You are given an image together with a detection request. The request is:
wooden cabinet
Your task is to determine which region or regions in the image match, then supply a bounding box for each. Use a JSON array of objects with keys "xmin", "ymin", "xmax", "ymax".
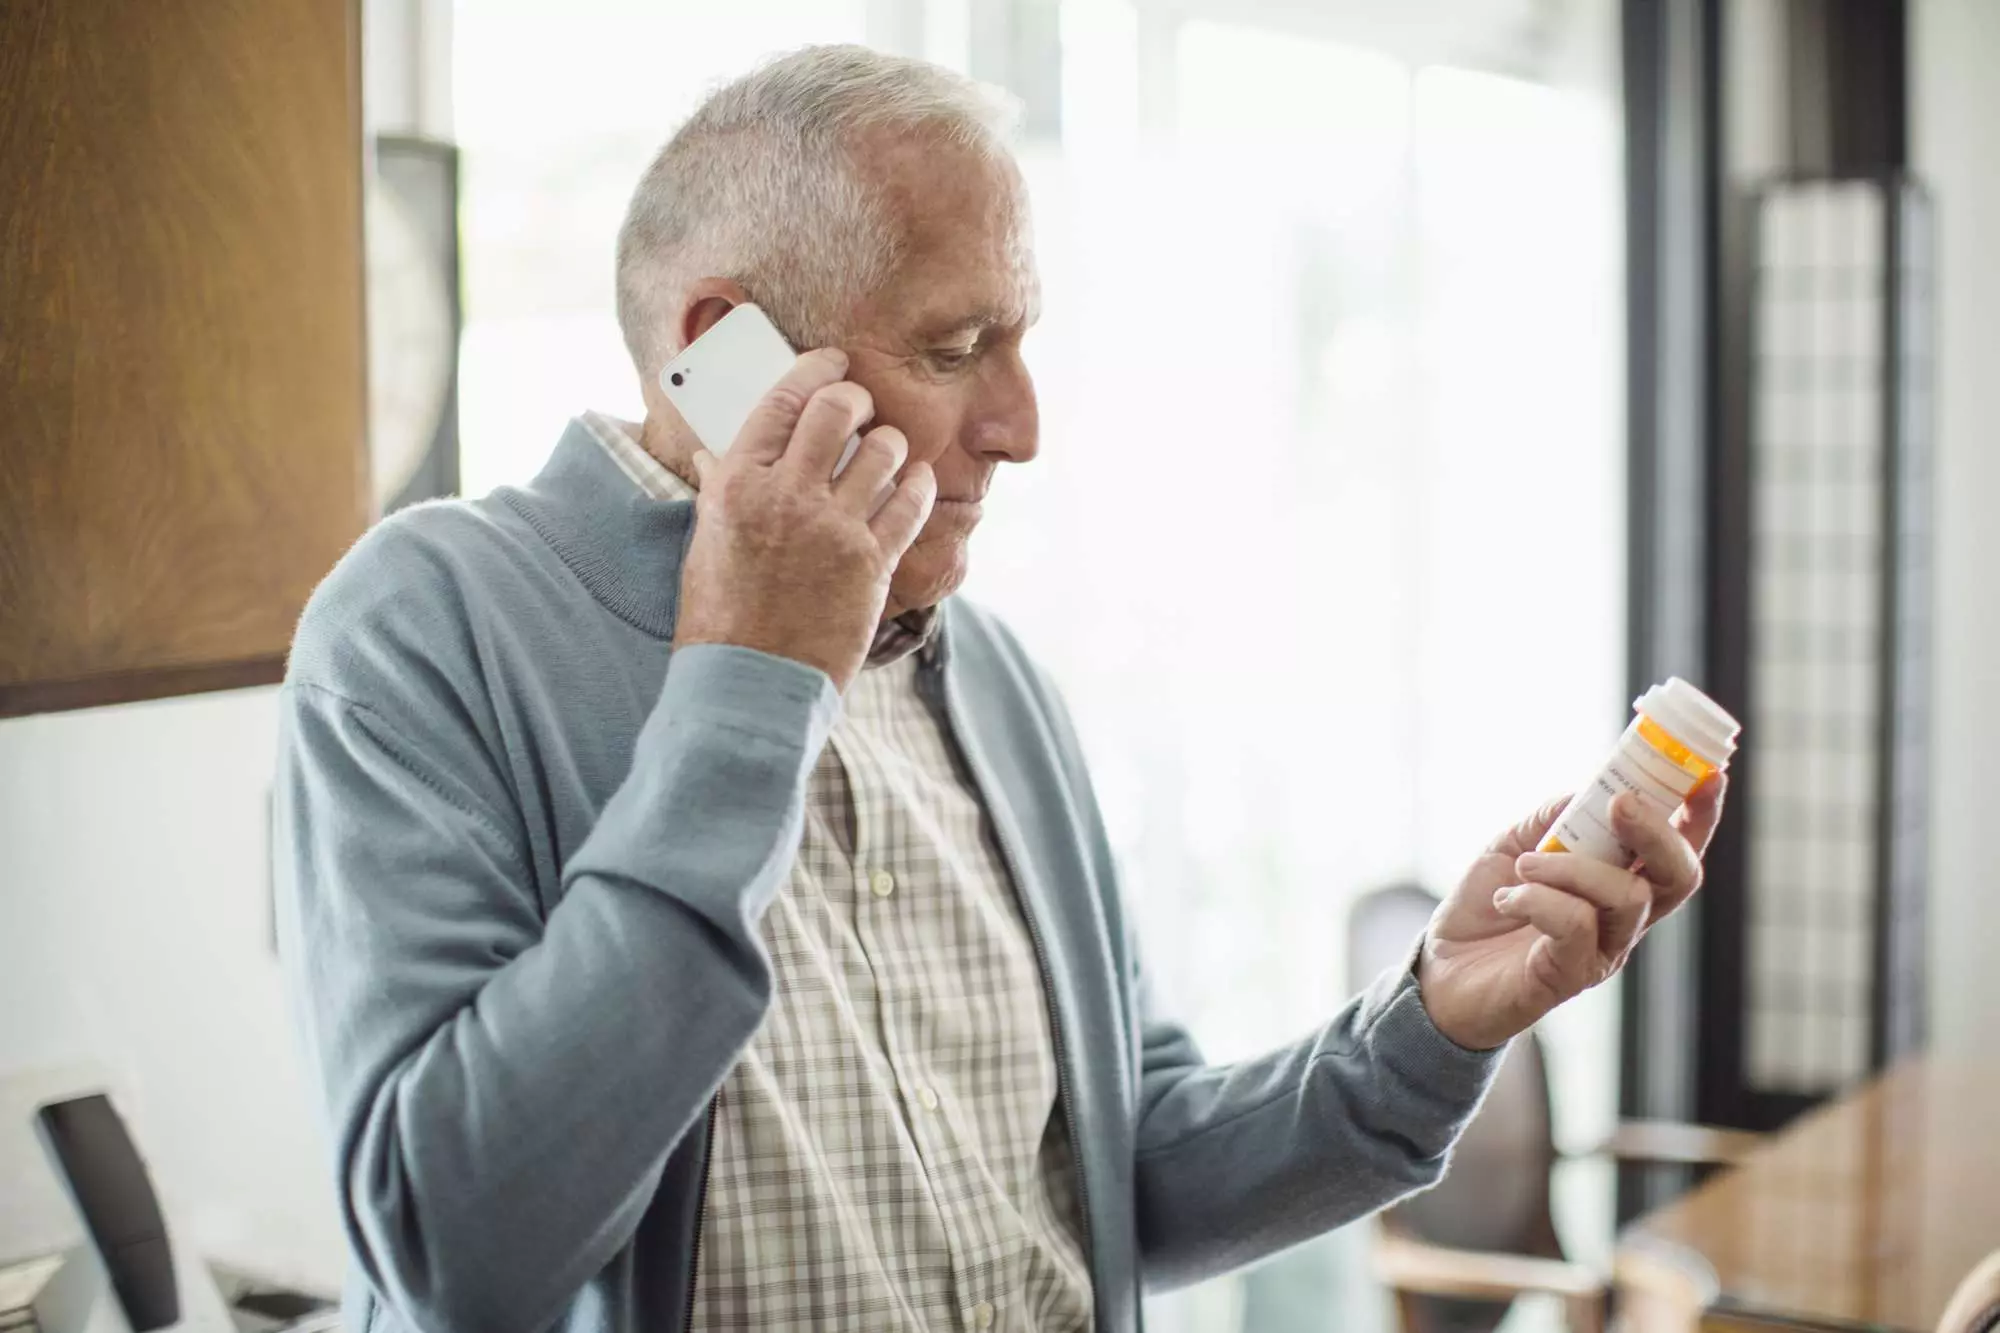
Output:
[{"xmin": 0, "ymin": 0, "xmax": 368, "ymax": 716}]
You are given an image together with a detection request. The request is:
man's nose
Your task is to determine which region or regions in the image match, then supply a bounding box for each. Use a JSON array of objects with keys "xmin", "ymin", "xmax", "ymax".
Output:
[{"xmin": 970, "ymin": 348, "xmax": 1040, "ymax": 464}]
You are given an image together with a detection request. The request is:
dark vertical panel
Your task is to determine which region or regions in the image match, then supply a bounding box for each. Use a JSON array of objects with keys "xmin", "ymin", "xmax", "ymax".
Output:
[
  {"xmin": 1786, "ymin": 0, "xmax": 1908, "ymax": 175},
  {"xmin": 1873, "ymin": 182, "xmax": 1933, "ymax": 1069},
  {"xmin": 1622, "ymin": 0, "xmax": 1665, "ymax": 708},
  {"xmin": 1695, "ymin": 0, "xmax": 1758, "ymax": 1132},
  {"xmin": 1617, "ymin": 8, "xmax": 1665, "ymax": 1206},
  {"xmin": 1618, "ymin": 0, "xmax": 1714, "ymax": 1221},
  {"xmin": 1870, "ymin": 188, "xmax": 1903, "ymax": 1073}
]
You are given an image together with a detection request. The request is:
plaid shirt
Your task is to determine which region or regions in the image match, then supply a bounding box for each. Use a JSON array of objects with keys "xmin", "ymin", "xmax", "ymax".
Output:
[{"xmin": 582, "ymin": 414, "xmax": 1093, "ymax": 1332}]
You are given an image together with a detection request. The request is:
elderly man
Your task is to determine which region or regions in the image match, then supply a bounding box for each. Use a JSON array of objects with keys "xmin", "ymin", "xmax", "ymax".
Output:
[{"xmin": 278, "ymin": 44, "xmax": 1724, "ymax": 1333}]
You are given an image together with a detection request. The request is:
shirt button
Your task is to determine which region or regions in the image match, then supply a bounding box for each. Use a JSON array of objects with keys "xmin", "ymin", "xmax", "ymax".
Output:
[
  {"xmin": 971, "ymin": 1301, "xmax": 995, "ymax": 1329},
  {"xmin": 870, "ymin": 868, "xmax": 896, "ymax": 898},
  {"xmin": 917, "ymin": 1085, "xmax": 940, "ymax": 1112}
]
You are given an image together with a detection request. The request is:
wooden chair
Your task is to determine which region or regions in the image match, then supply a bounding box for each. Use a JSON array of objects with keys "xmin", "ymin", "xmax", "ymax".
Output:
[
  {"xmin": 1938, "ymin": 1250, "xmax": 2000, "ymax": 1333},
  {"xmin": 1347, "ymin": 883, "xmax": 1765, "ymax": 1333}
]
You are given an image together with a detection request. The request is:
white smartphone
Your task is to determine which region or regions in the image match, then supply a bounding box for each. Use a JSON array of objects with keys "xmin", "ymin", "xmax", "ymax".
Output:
[{"xmin": 657, "ymin": 303, "xmax": 862, "ymax": 476}]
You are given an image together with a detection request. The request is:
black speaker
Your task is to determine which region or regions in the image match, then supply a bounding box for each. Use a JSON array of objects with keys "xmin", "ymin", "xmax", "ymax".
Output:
[{"xmin": 36, "ymin": 1094, "xmax": 180, "ymax": 1331}]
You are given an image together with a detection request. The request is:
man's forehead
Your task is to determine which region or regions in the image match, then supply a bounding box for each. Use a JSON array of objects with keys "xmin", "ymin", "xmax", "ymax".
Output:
[
  {"xmin": 850, "ymin": 127, "xmax": 1038, "ymax": 332},
  {"xmin": 905, "ymin": 262, "xmax": 1040, "ymax": 335}
]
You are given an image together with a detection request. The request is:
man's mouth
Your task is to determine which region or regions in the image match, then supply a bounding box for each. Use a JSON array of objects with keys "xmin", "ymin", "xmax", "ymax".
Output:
[{"xmin": 917, "ymin": 497, "xmax": 984, "ymax": 539}]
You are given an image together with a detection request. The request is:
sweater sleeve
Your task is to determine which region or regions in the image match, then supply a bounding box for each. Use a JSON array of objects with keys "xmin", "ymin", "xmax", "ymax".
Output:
[
  {"xmin": 1129, "ymin": 939, "xmax": 1504, "ymax": 1290},
  {"xmin": 276, "ymin": 643, "xmax": 838, "ymax": 1333}
]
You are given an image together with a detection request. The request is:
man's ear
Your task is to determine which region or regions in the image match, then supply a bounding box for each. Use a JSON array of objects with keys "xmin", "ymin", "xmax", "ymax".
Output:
[{"xmin": 678, "ymin": 277, "xmax": 754, "ymax": 350}]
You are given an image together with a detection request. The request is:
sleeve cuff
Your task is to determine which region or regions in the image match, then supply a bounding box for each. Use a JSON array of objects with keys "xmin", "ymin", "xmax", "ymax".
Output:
[
  {"xmin": 1353, "ymin": 937, "xmax": 1508, "ymax": 1109},
  {"xmin": 655, "ymin": 643, "xmax": 842, "ymax": 750}
]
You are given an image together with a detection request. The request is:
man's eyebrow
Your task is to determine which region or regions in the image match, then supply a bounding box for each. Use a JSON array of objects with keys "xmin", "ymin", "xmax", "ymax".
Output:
[{"xmin": 914, "ymin": 304, "xmax": 1030, "ymax": 340}]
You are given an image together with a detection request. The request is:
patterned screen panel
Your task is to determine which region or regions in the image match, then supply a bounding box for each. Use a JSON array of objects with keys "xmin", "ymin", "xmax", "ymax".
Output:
[{"xmin": 1744, "ymin": 179, "xmax": 1931, "ymax": 1096}]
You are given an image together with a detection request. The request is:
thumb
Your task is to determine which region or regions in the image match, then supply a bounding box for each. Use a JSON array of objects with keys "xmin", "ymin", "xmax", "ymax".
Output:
[{"xmin": 1497, "ymin": 793, "xmax": 1574, "ymax": 855}]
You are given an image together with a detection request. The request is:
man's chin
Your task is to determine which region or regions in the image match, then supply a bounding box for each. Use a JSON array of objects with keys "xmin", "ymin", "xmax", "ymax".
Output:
[{"xmin": 889, "ymin": 540, "xmax": 971, "ymax": 615}]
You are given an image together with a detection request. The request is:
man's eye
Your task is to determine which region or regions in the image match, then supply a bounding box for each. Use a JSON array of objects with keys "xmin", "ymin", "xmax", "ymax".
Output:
[{"xmin": 926, "ymin": 346, "xmax": 978, "ymax": 372}]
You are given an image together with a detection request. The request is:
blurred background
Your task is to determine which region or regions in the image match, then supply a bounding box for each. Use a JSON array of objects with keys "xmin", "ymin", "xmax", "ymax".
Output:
[{"xmin": 3, "ymin": 1, "xmax": 1997, "ymax": 1331}]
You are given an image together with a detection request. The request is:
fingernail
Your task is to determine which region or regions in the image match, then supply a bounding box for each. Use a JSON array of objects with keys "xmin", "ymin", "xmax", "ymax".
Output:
[
  {"xmin": 821, "ymin": 347, "xmax": 850, "ymax": 374},
  {"xmin": 1493, "ymin": 886, "xmax": 1519, "ymax": 911},
  {"xmin": 1517, "ymin": 852, "xmax": 1548, "ymax": 876}
]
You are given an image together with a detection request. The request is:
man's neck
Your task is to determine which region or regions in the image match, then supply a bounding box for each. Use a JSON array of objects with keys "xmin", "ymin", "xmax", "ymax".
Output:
[{"xmin": 638, "ymin": 413, "xmax": 703, "ymax": 492}]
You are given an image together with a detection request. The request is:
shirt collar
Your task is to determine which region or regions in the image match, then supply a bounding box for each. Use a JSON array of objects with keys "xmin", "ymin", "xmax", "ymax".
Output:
[
  {"xmin": 578, "ymin": 412, "xmax": 943, "ymax": 670},
  {"xmin": 582, "ymin": 410, "xmax": 697, "ymax": 502}
]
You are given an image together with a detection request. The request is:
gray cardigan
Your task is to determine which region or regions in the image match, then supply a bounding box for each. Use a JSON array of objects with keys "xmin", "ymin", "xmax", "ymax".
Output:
[{"xmin": 274, "ymin": 419, "xmax": 1503, "ymax": 1333}]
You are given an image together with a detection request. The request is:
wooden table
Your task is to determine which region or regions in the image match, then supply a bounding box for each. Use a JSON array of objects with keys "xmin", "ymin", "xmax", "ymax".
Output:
[{"xmin": 1616, "ymin": 1059, "xmax": 2000, "ymax": 1333}]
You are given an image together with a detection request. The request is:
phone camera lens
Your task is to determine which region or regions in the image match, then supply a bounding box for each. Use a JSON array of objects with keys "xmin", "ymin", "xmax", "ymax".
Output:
[{"xmin": 670, "ymin": 372, "xmax": 685, "ymax": 386}]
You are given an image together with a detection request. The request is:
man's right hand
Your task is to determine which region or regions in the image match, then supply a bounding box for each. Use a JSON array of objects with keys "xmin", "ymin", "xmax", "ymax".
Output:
[{"xmin": 672, "ymin": 347, "xmax": 938, "ymax": 692}]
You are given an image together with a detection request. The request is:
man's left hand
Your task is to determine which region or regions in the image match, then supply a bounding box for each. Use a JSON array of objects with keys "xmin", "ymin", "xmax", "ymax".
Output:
[{"xmin": 1415, "ymin": 776, "xmax": 1728, "ymax": 1051}]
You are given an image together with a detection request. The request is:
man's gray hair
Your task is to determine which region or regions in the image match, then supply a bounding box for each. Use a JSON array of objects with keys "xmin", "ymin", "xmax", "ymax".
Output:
[{"xmin": 615, "ymin": 45, "xmax": 1020, "ymax": 379}]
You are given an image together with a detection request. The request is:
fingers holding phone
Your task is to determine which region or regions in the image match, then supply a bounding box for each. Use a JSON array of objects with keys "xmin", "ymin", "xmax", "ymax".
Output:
[
  {"xmin": 778, "ymin": 378, "xmax": 874, "ymax": 484},
  {"xmin": 725, "ymin": 346, "xmax": 853, "ymax": 467},
  {"xmin": 832, "ymin": 424, "xmax": 912, "ymax": 517},
  {"xmin": 665, "ymin": 306, "xmax": 922, "ymax": 691},
  {"xmin": 661, "ymin": 305, "xmax": 864, "ymax": 480}
]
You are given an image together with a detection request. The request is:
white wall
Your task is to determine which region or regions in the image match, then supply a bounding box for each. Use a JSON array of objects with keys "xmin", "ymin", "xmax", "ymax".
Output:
[
  {"xmin": 0, "ymin": 688, "xmax": 345, "ymax": 1291},
  {"xmin": 1912, "ymin": 0, "xmax": 2000, "ymax": 1056}
]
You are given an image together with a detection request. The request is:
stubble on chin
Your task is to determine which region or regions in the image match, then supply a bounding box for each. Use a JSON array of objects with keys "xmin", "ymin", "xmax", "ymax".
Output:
[{"xmin": 887, "ymin": 528, "xmax": 974, "ymax": 616}]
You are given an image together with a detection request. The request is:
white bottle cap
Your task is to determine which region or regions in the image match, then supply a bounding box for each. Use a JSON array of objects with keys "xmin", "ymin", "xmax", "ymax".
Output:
[{"xmin": 1633, "ymin": 677, "xmax": 1741, "ymax": 768}]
